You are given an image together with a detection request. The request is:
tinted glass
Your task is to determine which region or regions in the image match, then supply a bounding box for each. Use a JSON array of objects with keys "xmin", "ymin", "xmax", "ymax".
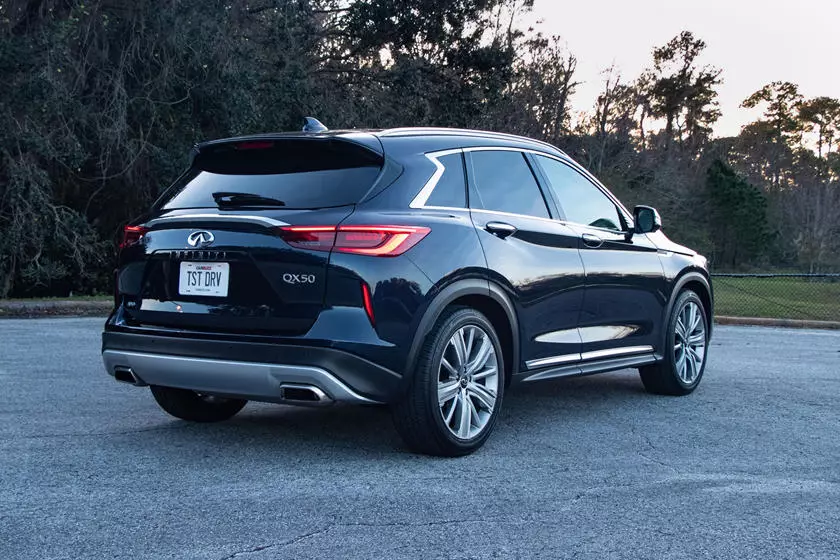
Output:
[
  {"xmin": 426, "ymin": 153, "xmax": 466, "ymax": 208},
  {"xmin": 535, "ymin": 155, "xmax": 623, "ymax": 231},
  {"xmin": 469, "ymin": 151, "xmax": 549, "ymax": 218},
  {"xmin": 159, "ymin": 167, "xmax": 381, "ymax": 210},
  {"xmin": 157, "ymin": 140, "xmax": 382, "ymax": 210}
]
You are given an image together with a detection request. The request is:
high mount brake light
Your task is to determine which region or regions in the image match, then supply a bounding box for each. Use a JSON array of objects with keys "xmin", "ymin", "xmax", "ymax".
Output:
[
  {"xmin": 235, "ymin": 141, "xmax": 275, "ymax": 150},
  {"xmin": 277, "ymin": 225, "xmax": 430, "ymax": 256},
  {"xmin": 120, "ymin": 225, "xmax": 149, "ymax": 249}
]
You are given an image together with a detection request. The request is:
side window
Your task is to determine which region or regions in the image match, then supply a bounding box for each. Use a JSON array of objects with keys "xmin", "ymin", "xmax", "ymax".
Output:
[
  {"xmin": 468, "ymin": 150, "xmax": 550, "ymax": 219},
  {"xmin": 426, "ymin": 153, "xmax": 466, "ymax": 208},
  {"xmin": 535, "ymin": 155, "xmax": 623, "ymax": 231}
]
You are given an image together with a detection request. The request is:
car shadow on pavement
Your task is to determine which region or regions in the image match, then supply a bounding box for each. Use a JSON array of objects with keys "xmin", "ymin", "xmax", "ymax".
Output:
[{"xmin": 116, "ymin": 370, "xmax": 652, "ymax": 461}]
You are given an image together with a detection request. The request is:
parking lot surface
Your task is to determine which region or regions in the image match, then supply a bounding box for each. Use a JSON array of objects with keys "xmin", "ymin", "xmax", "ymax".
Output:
[{"xmin": 1, "ymin": 318, "xmax": 838, "ymax": 559}]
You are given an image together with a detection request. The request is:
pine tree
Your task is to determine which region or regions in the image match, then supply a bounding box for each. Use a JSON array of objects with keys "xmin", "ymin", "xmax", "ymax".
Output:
[{"xmin": 706, "ymin": 160, "xmax": 771, "ymax": 268}]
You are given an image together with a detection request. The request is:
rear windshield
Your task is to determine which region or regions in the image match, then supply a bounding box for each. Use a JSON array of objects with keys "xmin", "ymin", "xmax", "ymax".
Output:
[{"xmin": 157, "ymin": 139, "xmax": 383, "ymax": 210}]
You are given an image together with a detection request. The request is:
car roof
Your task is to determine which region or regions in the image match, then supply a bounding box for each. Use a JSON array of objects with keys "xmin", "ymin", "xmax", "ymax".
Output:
[{"xmin": 194, "ymin": 127, "xmax": 566, "ymax": 159}]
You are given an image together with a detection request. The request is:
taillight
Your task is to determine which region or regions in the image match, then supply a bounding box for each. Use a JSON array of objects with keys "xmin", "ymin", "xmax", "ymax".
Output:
[
  {"xmin": 277, "ymin": 226, "xmax": 338, "ymax": 252},
  {"xmin": 337, "ymin": 226, "xmax": 430, "ymax": 256},
  {"xmin": 277, "ymin": 225, "xmax": 430, "ymax": 257},
  {"xmin": 120, "ymin": 225, "xmax": 148, "ymax": 249}
]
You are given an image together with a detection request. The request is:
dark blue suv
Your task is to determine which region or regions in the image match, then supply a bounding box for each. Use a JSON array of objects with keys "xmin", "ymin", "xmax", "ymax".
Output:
[{"xmin": 103, "ymin": 121, "xmax": 712, "ymax": 456}]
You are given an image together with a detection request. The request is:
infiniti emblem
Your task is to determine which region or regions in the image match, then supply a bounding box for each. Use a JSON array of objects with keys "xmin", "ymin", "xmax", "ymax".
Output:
[{"xmin": 187, "ymin": 231, "xmax": 215, "ymax": 248}]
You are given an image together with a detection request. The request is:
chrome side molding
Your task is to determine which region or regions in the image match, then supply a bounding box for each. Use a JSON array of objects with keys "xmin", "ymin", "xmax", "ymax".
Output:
[{"xmin": 526, "ymin": 345, "xmax": 654, "ymax": 370}]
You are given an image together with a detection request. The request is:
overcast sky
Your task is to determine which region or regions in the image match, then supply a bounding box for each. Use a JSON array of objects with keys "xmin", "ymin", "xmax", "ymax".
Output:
[{"xmin": 529, "ymin": 0, "xmax": 840, "ymax": 137}]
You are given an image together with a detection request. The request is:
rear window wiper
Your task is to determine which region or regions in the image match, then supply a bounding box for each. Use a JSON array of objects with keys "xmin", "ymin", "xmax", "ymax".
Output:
[{"xmin": 212, "ymin": 191, "xmax": 286, "ymax": 207}]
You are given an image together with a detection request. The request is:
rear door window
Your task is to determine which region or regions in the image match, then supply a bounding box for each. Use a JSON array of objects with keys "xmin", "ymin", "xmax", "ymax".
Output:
[
  {"xmin": 468, "ymin": 150, "xmax": 550, "ymax": 219},
  {"xmin": 157, "ymin": 139, "xmax": 383, "ymax": 210}
]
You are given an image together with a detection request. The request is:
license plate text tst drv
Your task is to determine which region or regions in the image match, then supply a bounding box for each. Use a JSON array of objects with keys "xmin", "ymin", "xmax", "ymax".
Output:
[{"xmin": 178, "ymin": 262, "xmax": 230, "ymax": 297}]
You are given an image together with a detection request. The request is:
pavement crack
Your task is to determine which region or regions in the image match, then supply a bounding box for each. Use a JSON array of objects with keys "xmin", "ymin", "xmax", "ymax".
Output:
[
  {"xmin": 216, "ymin": 517, "xmax": 523, "ymax": 559},
  {"xmin": 218, "ymin": 526, "xmax": 333, "ymax": 559},
  {"xmin": 344, "ymin": 519, "xmax": 466, "ymax": 528},
  {"xmin": 637, "ymin": 451, "xmax": 679, "ymax": 473},
  {"xmin": 627, "ymin": 423, "xmax": 679, "ymax": 473}
]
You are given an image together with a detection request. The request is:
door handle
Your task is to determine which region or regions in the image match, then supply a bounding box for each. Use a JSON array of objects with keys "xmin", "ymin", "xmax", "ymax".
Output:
[
  {"xmin": 485, "ymin": 221, "xmax": 517, "ymax": 239},
  {"xmin": 582, "ymin": 233, "xmax": 603, "ymax": 248}
]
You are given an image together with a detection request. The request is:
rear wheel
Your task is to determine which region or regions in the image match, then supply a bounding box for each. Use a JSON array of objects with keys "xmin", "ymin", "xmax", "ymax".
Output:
[
  {"xmin": 150, "ymin": 386, "xmax": 247, "ymax": 422},
  {"xmin": 392, "ymin": 307, "xmax": 504, "ymax": 457},
  {"xmin": 640, "ymin": 290, "xmax": 709, "ymax": 395}
]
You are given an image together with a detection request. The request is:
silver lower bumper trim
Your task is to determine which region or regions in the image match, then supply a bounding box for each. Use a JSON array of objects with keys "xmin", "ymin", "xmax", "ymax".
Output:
[{"xmin": 102, "ymin": 350, "xmax": 381, "ymax": 405}]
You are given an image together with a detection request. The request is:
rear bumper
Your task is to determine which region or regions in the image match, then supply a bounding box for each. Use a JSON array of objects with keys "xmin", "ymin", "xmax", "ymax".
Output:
[
  {"xmin": 101, "ymin": 330, "xmax": 402, "ymax": 404},
  {"xmin": 103, "ymin": 350, "xmax": 380, "ymax": 404}
]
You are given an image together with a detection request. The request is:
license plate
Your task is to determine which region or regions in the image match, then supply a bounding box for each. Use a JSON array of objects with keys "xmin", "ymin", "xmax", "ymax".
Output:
[{"xmin": 179, "ymin": 262, "xmax": 230, "ymax": 297}]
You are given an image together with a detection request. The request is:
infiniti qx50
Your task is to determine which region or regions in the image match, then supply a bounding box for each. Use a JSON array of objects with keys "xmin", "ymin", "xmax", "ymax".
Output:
[{"xmin": 102, "ymin": 120, "xmax": 712, "ymax": 456}]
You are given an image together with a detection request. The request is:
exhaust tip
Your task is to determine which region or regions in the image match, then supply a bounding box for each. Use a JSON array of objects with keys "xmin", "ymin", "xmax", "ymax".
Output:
[
  {"xmin": 113, "ymin": 366, "xmax": 145, "ymax": 386},
  {"xmin": 279, "ymin": 384, "xmax": 332, "ymax": 406}
]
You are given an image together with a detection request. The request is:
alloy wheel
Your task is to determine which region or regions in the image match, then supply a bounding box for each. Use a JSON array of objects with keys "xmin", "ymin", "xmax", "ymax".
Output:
[
  {"xmin": 437, "ymin": 325, "xmax": 499, "ymax": 439},
  {"xmin": 674, "ymin": 301, "xmax": 706, "ymax": 384}
]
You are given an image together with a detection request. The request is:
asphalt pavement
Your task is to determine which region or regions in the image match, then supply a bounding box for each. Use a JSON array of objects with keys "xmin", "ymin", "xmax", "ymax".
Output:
[{"xmin": 1, "ymin": 318, "xmax": 838, "ymax": 559}]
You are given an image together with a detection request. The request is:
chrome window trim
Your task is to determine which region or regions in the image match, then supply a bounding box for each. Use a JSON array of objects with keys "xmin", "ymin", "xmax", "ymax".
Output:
[
  {"xmin": 411, "ymin": 146, "xmax": 633, "ymax": 232},
  {"xmin": 410, "ymin": 147, "xmax": 562, "ymax": 210},
  {"xmin": 413, "ymin": 206, "xmax": 575, "ymax": 226},
  {"xmin": 525, "ymin": 345, "xmax": 654, "ymax": 370},
  {"xmin": 147, "ymin": 214, "xmax": 289, "ymax": 228},
  {"xmin": 419, "ymin": 205, "xmax": 471, "ymax": 213},
  {"xmin": 469, "ymin": 208, "xmax": 568, "ymax": 227},
  {"xmin": 463, "ymin": 146, "xmax": 563, "ymax": 156},
  {"xmin": 409, "ymin": 149, "xmax": 465, "ymax": 209}
]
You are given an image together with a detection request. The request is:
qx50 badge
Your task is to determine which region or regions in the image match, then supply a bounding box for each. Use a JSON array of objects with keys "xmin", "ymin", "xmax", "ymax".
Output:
[
  {"xmin": 187, "ymin": 231, "xmax": 215, "ymax": 248},
  {"xmin": 283, "ymin": 273, "xmax": 316, "ymax": 285}
]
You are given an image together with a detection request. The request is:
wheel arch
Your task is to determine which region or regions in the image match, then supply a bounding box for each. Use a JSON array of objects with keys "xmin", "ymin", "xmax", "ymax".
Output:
[
  {"xmin": 403, "ymin": 279, "xmax": 519, "ymax": 391},
  {"xmin": 666, "ymin": 270, "xmax": 714, "ymax": 340}
]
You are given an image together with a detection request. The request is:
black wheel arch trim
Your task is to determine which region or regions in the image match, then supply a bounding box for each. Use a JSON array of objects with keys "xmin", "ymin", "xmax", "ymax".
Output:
[
  {"xmin": 665, "ymin": 269, "xmax": 714, "ymax": 340},
  {"xmin": 402, "ymin": 278, "xmax": 520, "ymax": 391}
]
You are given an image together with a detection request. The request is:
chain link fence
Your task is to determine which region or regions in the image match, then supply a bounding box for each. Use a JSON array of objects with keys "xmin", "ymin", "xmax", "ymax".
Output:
[{"xmin": 711, "ymin": 273, "xmax": 840, "ymax": 322}]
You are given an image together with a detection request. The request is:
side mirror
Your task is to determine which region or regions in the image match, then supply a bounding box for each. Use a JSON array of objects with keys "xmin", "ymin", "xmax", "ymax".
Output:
[{"xmin": 633, "ymin": 205, "xmax": 662, "ymax": 234}]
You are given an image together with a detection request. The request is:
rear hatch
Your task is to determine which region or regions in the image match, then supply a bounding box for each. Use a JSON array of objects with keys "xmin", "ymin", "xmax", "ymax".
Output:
[{"xmin": 117, "ymin": 136, "xmax": 384, "ymax": 335}]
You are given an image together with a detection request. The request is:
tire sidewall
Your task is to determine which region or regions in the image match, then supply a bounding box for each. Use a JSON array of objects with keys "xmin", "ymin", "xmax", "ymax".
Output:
[{"xmin": 422, "ymin": 308, "xmax": 505, "ymax": 451}]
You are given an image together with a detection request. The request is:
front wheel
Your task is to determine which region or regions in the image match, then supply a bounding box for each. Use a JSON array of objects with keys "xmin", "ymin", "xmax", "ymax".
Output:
[
  {"xmin": 392, "ymin": 307, "xmax": 505, "ymax": 457},
  {"xmin": 640, "ymin": 290, "xmax": 709, "ymax": 395},
  {"xmin": 150, "ymin": 386, "xmax": 247, "ymax": 422}
]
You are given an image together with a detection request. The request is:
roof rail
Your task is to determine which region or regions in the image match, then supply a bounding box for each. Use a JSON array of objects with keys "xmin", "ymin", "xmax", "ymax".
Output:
[{"xmin": 378, "ymin": 127, "xmax": 564, "ymax": 154}]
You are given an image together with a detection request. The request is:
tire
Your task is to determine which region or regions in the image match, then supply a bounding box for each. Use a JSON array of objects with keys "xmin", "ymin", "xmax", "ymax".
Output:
[
  {"xmin": 149, "ymin": 385, "xmax": 247, "ymax": 422},
  {"xmin": 640, "ymin": 290, "xmax": 709, "ymax": 396},
  {"xmin": 392, "ymin": 306, "xmax": 505, "ymax": 457}
]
